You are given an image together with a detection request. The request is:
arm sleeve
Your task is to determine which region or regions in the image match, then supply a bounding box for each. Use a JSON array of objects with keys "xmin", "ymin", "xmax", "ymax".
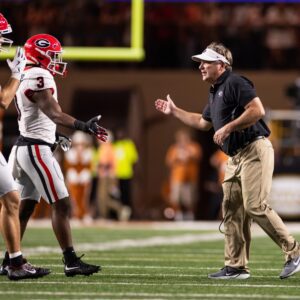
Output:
[
  {"xmin": 234, "ymin": 76, "xmax": 257, "ymax": 108},
  {"xmin": 24, "ymin": 70, "xmax": 55, "ymax": 100},
  {"xmin": 202, "ymin": 104, "xmax": 212, "ymax": 122}
]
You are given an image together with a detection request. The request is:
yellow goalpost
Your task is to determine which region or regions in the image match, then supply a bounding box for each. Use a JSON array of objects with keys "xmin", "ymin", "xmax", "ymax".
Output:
[{"xmin": 1, "ymin": 0, "xmax": 144, "ymax": 62}]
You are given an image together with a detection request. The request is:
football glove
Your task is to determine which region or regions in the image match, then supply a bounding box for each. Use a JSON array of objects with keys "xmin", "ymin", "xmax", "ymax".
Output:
[
  {"xmin": 54, "ymin": 132, "xmax": 72, "ymax": 152},
  {"xmin": 7, "ymin": 47, "xmax": 26, "ymax": 81},
  {"xmin": 74, "ymin": 115, "xmax": 108, "ymax": 142}
]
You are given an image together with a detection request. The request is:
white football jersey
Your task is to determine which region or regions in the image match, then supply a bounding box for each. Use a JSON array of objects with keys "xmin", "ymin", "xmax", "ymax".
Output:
[{"xmin": 15, "ymin": 67, "xmax": 57, "ymax": 144}]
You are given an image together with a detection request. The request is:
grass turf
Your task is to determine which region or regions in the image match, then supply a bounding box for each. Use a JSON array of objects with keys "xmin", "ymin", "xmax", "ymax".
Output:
[{"xmin": 0, "ymin": 225, "xmax": 299, "ymax": 300}]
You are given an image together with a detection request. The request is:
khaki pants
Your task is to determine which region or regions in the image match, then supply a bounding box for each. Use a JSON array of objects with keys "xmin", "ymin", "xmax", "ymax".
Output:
[{"xmin": 222, "ymin": 137, "xmax": 299, "ymax": 270}]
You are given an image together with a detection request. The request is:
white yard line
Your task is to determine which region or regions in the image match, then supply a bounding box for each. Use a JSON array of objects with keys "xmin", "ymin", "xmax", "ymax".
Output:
[
  {"xmin": 51, "ymin": 272, "xmax": 282, "ymax": 278},
  {"xmin": 24, "ymin": 221, "xmax": 300, "ymax": 256},
  {"xmin": 23, "ymin": 230, "xmax": 268, "ymax": 255},
  {"xmin": 38, "ymin": 264, "xmax": 285, "ymax": 272},
  {"xmin": 27, "ymin": 220, "xmax": 300, "ymax": 232},
  {"xmin": 23, "ymin": 232, "xmax": 223, "ymax": 255},
  {"xmin": 0, "ymin": 281, "xmax": 299, "ymax": 288},
  {"xmin": 1, "ymin": 291, "xmax": 300, "ymax": 299}
]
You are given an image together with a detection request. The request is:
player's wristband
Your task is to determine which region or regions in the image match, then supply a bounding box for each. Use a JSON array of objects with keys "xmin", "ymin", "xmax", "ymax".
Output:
[
  {"xmin": 11, "ymin": 72, "xmax": 22, "ymax": 81},
  {"xmin": 74, "ymin": 119, "xmax": 88, "ymax": 132}
]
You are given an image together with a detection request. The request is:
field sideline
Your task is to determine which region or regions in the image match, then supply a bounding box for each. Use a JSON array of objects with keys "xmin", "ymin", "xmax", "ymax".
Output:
[{"xmin": 1, "ymin": 221, "xmax": 300, "ymax": 300}]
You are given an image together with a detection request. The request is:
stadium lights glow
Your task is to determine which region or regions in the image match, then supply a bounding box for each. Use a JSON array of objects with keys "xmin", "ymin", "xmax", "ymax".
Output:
[{"xmin": 1, "ymin": 0, "xmax": 144, "ymax": 62}]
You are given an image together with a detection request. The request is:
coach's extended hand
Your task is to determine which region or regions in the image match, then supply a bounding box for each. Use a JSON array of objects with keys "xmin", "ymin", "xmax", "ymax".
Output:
[{"xmin": 155, "ymin": 94, "xmax": 177, "ymax": 115}]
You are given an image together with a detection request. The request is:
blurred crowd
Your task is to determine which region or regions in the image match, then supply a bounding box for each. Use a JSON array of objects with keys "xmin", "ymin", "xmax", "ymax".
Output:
[
  {"xmin": 145, "ymin": 2, "xmax": 300, "ymax": 69},
  {"xmin": 33, "ymin": 129, "xmax": 138, "ymax": 223},
  {"xmin": 30, "ymin": 126, "xmax": 224, "ymax": 222},
  {"xmin": 162, "ymin": 128, "xmax": 226, "ymax": 221},
  {"xmin": 1, "ymin": 1, "xmax": 300, "ymax": 69}
]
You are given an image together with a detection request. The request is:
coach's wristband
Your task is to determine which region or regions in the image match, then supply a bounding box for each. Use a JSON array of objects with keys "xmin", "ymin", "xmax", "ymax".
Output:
[{"xmin": 74, "ymin": 120, "xmax": 88, "ymax": 132}]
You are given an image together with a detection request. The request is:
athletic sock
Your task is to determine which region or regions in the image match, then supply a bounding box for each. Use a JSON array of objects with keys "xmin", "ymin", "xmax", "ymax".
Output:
[
  {"xmin": 9, "ymin": 252, "xmax": 23, "ymax": 268},
  {"xmin": 63, "ymin": 247, "xmax": 77, "ymax": 265}
]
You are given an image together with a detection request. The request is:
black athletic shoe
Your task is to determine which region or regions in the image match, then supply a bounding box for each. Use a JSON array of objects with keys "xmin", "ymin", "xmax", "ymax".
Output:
[
  {"xmin": 63, "ymin": 254, "xmax": 101, "ymax": 277},
  {"xmin": 7, "ymin": 262, "xmax": 51, "ymax": 280},
  {"xmin": 208, "ymin": 266, "xmax": 250, "ymax": 279}
]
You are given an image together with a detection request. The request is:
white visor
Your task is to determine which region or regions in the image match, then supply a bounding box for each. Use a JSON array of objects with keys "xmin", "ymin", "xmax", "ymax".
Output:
[{"xmin": 192, "ymin": 48, "xmax": 230, "ymax": 65}]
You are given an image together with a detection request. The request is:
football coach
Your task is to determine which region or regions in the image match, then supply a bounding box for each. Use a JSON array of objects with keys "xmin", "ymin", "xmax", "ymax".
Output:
[{"xmin": 155, "ymin": 42, "xmax": 300, "ymax": 280}]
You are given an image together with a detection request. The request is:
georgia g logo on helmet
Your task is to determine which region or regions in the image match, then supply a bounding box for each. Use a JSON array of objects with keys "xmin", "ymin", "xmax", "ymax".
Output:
[{"xmin": 35, "ymin": 39, "xmax": 50, "ymax": 48}]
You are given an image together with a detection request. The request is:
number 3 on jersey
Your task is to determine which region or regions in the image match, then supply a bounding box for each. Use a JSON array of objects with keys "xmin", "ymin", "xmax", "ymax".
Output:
[{"xmin": 37, "ymin": 77, "xmax": 44, "ymax": 88}]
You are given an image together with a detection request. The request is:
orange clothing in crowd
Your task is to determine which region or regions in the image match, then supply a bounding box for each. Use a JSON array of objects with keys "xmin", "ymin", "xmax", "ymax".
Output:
[
  {"xmin": 64, "ymin": 132, "xmax": 93, "ymax": 220},
  {"xmin": 164, "ymin": 129, "xmax": 202, "ymax": 221},
  {"xmin": 210, "ymin": 150, "xmax": 228, "ymax": 184},
  {"xmin": 96, "ymin": 140, "xmax": 131, "ymax": 220},
  {"xmin": 166, "ymin": 142, "xmax": 202, "ymax": 183},
  {"xmin": 98, "ymin": 142, "xmax": 117, "ymax": 178}
]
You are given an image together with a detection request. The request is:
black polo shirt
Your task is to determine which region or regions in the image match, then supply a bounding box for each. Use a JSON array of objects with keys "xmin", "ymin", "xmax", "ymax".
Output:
[{"xmin": 202, "ymin": 70, "xmax": 270, "ymax": 156}]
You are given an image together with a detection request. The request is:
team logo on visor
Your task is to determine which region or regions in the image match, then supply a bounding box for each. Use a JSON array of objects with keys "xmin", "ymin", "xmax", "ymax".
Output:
[{"xmin": 35, "ymin": 39, "xmax": 50, "ymax": 48}]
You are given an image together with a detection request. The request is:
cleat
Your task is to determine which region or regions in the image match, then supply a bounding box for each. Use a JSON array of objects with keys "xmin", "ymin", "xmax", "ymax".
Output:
[
  {"xmin": 1, "ymin": 257, "xmax": 50, "ymax": 277},
  {"xmin": 0, "ymin": 258, "xmax": 9, "ymax": 276},
  {"xmin": 22, "ymin": 259, "xmax": 51, "ymax": 277},
  {"xmin": 63, "ymin": 254, "xmax": 101, "ymax": 277},
  {"xmin": 0, "ymin": 264, "xmax": 8, "ymax": 276},
  {"xmin": 23, "ymin": 258, "xmax": 51, "ymax": 277},
  {"xmin": 7, "ymin": 262, "xmax": 51, "ymax": 280},
  {"xmin": 208, "ymin": 266, "xmax": 250, "ymax": 280},
  {"xmin": 280, "ymin": 256, "xmax": 300, "ymax": 279}
]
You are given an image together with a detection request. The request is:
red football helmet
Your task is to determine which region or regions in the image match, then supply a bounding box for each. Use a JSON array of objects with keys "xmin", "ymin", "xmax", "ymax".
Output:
[
  {"xmin": 0, "ymin": 13, "xmax": 13, "ymax": 52},
  {"xmin": 24, "ymin": 34, "xmax": 67, "ymax": 76}
]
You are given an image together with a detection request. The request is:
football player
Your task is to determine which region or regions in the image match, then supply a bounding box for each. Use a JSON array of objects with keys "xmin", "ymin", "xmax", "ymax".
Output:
[
  {"xmin": 1, "ymin": 33, "xmax": 108, "ymax": 277},
  {"xmin": 0, "ymin": 13, "xmax": 50, "ymax": 280}
]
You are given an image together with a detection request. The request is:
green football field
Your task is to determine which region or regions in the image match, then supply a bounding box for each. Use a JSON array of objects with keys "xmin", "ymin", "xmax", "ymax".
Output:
[{"xmin": 0, "ymin": 222, "xmax": 300, "ymax": 300}]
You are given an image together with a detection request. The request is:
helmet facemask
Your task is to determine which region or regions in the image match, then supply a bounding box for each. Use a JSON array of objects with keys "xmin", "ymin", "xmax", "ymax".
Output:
[
  {"xmin": 0, "ymin": 35, "xmax": 13, "ymax": 52},
  {"xmin": 47, "ymin": 50, "xmax": 67, "ymax": 76},
  {"xmin": 0, "ymin": 23, "xmax": 13, "ymax": 53},
  {"xmin": 35, "ymin": 47, "xmax": 67, "ymax": 76}
]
